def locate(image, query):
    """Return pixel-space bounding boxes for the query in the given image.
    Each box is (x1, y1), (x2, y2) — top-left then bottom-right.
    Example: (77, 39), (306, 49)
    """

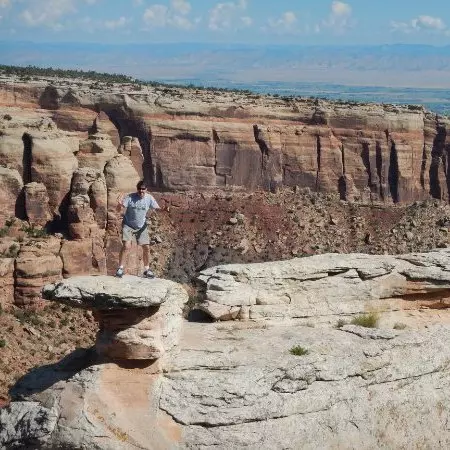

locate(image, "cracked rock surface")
(198, 250), (450, 321)
(2, 319), (450, 449)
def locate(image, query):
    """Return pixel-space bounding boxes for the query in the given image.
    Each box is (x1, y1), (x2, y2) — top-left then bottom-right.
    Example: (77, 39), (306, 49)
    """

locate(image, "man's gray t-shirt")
(122, 193), (160, 230)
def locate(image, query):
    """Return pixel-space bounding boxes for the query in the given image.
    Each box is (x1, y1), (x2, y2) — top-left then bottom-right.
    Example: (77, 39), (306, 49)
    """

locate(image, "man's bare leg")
(118, 241), (131, 272)
(142, 244), (154, 277)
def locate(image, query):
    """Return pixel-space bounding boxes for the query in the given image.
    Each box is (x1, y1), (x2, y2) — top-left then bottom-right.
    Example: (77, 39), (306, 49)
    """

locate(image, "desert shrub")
(0, 339), (6, 348)
(20, 225), (48, 238)
(3, 114), (12, 121)
(393, 322), (407, 330)
(335, 318), (347, 328)
(290, 345), (309, 356)
(351, 313), (379, 328)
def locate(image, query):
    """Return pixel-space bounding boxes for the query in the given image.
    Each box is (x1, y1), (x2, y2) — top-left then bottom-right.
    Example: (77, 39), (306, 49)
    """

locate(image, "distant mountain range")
(2, 42), (450, 114)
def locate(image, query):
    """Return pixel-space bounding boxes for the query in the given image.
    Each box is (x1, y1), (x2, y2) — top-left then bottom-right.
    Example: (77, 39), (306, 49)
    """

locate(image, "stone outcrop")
(2, 303), (450, 448)
(0, 167), (23, 222)
(197, 250), (450, 321)
(14, 237), (63, 306)
(42, 275), (188, 360)
(24, 182), (52, 227)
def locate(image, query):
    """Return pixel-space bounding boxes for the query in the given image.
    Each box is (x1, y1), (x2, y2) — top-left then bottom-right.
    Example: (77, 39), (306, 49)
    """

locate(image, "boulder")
(42, 275), (188, 360)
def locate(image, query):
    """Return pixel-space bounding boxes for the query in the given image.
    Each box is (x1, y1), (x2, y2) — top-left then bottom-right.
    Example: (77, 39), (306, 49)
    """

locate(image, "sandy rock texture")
(1, 317), (450, 449)
(198, 249), (450, 321)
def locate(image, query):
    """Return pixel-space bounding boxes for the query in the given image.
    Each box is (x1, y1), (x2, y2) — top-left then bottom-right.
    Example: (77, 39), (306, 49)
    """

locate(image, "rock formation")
(1, 254), (450, 449)
(42, 275), (188, 360)
(197, 249), (450, 321)
(2, 78), (450, 204)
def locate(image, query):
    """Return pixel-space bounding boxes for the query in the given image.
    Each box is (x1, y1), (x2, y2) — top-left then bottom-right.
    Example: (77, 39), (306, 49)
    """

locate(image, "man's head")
(136, 180), (147, 198)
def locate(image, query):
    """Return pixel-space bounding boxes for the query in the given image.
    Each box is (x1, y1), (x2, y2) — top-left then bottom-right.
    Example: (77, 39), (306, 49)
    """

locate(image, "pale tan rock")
(30, 135), (78, 219)
(120, 136), (144, 179)
(68, 168), (107, 239)
(42, 275), (188, 360)
(60, 239), (106, 277)
(24, 182), (52, 227)
(0, 166), (23, 224)
(77, 133), (118, 170)
(14, 237), (62, 306)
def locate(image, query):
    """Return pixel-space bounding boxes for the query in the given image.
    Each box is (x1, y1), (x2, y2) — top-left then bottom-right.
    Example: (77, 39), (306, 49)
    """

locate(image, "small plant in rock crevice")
(350, 313), (379, 328)
(335, 318), (347, 328)
(290, 345), (309, 356)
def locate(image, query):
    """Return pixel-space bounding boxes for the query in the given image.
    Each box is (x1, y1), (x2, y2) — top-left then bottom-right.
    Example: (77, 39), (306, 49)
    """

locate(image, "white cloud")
(319, 1), (352, 33)
(391, 15), (446, 33)
(241, 16), (252, 27)
(143, 1), (193, 29)
(19, 0), (75, 28)
(143, 4), (168, 26)
(172, 0), (190, 15)
(268, 11), (297, 30)
(104, 16), (129, 30)
(0, 0), (10, 8)
(208, 0), (249, 31)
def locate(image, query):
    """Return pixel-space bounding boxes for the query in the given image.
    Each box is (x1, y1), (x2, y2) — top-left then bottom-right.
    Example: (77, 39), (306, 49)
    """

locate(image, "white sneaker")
(115, 267), (124, 278)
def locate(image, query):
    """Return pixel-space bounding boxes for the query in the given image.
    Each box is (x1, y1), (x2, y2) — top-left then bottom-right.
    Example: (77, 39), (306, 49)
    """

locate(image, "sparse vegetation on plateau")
(351, 313), (379, 328)
(290, 345), (309, 356)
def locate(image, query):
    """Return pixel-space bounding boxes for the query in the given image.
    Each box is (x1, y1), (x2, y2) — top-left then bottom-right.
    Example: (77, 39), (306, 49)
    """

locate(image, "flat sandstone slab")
(42, 275), (176, 309)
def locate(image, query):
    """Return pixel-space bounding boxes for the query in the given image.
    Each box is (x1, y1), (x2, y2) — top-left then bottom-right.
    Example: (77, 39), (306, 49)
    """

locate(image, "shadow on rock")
(10, 347), (98, 401)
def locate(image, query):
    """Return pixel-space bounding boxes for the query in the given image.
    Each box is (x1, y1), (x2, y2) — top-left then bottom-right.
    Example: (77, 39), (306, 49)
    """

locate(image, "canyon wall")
(1, 78), (449, 205)
(1, 77), (450, 306)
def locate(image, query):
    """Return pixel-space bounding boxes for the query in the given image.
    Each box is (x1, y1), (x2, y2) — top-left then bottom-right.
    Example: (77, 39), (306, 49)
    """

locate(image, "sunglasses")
(138, 188), (147, 191)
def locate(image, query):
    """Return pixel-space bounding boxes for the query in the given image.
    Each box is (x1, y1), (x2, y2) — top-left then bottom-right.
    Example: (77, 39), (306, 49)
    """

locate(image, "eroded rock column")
(42, 275), (188, 360)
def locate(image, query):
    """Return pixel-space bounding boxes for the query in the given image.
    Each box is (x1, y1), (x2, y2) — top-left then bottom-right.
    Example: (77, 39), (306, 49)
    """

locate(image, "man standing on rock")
(116, 180), (160, 278)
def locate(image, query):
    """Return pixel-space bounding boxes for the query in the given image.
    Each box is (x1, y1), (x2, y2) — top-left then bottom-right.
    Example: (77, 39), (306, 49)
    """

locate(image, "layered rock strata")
(42, 275), (188, 360)
(197, 249), (450, 321)
(2, 78), (450, 203)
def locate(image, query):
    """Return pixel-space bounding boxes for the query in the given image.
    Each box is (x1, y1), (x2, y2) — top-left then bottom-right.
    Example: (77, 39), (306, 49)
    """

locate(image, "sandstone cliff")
(1, 75), (450, 307)
(1, 76), (450, 203)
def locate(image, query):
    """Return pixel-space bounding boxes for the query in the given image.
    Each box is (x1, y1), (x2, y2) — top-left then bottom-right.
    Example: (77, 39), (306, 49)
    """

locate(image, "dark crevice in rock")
(429, 122), (446, 200)
(420, 143), (427, 190)
(361, 143), (372, 189)
(375, 141), (384, 200)
(388, 141), (399, 203)
(22, 133), (32, 185)
(315, 135), (321, 192)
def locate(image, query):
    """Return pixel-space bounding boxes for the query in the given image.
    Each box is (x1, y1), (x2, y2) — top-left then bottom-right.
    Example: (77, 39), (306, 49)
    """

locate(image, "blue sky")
(0, 0), (450, 46)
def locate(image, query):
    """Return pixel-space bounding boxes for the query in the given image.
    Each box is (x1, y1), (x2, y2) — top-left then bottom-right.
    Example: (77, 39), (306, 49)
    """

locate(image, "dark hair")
(136, 180), (147, 190)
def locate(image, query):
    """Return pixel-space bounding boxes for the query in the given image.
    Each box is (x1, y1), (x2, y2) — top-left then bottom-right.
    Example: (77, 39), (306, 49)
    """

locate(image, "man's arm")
(117, 193), (127, 217)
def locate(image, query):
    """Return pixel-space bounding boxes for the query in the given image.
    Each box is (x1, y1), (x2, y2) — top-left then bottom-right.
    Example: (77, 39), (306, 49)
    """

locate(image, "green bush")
(351, 313), (379, 328)
(20, 225), (48, 238)
(290, 345), (309, 356)
(0, 339), (6, 348)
